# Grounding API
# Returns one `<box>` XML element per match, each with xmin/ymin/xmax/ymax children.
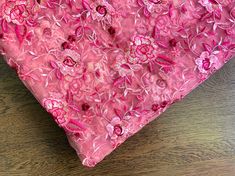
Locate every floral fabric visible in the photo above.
<box><xmin>0</xmin><ymin>0</ymin><xmax>234</xmax><ymax>167</ymax></box>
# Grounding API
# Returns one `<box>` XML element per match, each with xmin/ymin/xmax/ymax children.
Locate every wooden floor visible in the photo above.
<box><xmin>0</xmin><ymin>57</ymin><xmax>235</xmax><ymax>176</ymax></box>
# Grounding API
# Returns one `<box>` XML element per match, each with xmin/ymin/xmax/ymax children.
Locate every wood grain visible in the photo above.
<box><xmin>0</xmin><ymin>56</ymin><xmax>235</xmax><ymax>176</ymax></box>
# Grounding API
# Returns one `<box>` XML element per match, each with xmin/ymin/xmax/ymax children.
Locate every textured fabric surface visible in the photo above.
<box><xmin>0</xmin><ymin>0</ymin><xmax>234</xmax><ymax>167</ymax></box>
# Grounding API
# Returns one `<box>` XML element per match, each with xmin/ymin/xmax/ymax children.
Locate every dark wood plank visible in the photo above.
<box><xmin>0</xmin><ymin>56</ymin><xmax>235</xmax><ymax>176</ymax></box>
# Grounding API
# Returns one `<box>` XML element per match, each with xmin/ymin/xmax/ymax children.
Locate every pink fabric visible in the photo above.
<box><xmin>0</xmin><ymin>0</ymin><xmax>234</xmax><ymax>167</ymax></box>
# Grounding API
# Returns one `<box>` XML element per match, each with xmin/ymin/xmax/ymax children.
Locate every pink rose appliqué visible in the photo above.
<box><xmin>129</xmin><ymin>35</ymin><xmax>157</xmax><ymax>64</ymax></box>
<box><xmin>195</xmin><ymin>51</ymin><xmax>218</xmax><ymax>74</ymax></box>
<box><xmin>106</xmin><ymin>117</ymin><xmax>125</xmax><ymax>140</ymax></box>
<box><xmin>1</xmin><ymin>0</ymin><xmax>33</xmax><ymax>25</ymax></box>
<box><xmin>82</xmin><ymin>0</ymin><xmax>115</xmax><ymax>24</ymax></box>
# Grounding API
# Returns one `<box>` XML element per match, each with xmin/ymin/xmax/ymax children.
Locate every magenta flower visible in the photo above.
<box><xmin>195</xmin><ymin>51</ymin><xmax>218</xmax><ymax>74</ymax></box>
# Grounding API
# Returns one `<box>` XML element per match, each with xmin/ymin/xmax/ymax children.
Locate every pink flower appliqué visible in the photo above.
<box><xmin>129</xmin><ymin>35</ymin><xmax>157</xmax><ymax>64</ymax></box>
<box><xmin>43</xmin><ymin>98</ymin><xmax>67</xmax><ymax>125</ymax></box>
<box><xmin>137</xmin><ymin>0</ymin><xmax>168</xmax><ymax>17</ymax></box>
<box><xmin>106</xmin><ymin>117</ymin><xmax>125</xmax><ymax>140</ymax></box>
<box><xmin>50</xmin><ymin>49</ymin><xmax>82</xmax><ymax>78</ymax></box>
<box><xmin>112</xmin><ymin>53</ymin><xmax>142</xmax><ymax>77</ymax></box>
<box><xmin>198</xmin><ymin>0</ymin><xmax>222</xmax><ymax>13</ymax></box>
<box><xmin>83</xmin><ymin>0</ymin><xmax>115</xmax><ymax>24</ymax></box>
<box><xmin>1</xmin><ymin>0</ymin><xmax>32</xmax><ymax>25</ymax></box>
<box><xmin>195</xmin><ymin>51</ymin><xmax>218</xmax><ymax>74</ymax></box>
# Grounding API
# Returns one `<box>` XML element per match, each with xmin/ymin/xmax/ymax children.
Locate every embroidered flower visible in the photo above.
<box><xmin>198</xmin><ymin>0</ymin><xmax>222</xmax><ymax>13</ymax></box>
<box><xmin>50</xmin><ymin>49</ymin><xmax>82</xmax><ymax>77</ymax></box>
<box><xmin>1</xmin><ymin>0</ymin><xmax>33</xmax><ymax>25</ymax></box>
<box><xmin>43</xmin><ymin>98</ymin><xmax>67</xmax><ymax>125</ymax></box>
<box><xmin>83</xmin><ymin>0</ymin><xmax>115</xmax><ymax>24</ymax></box>
<box><xmin>111</xmin><ymin>52</ymin><xmax>142</xmax><ymax>77</ymax></box>
<box><xmin>106</xmin><ymin>117</ymin><xmax>124</xmax><ymax>140</ymax></box>
<box><xmin>155</xmin><ymin>15</ymin><xmax>171</xmax><ymax>34</ymax></box>
<box><xmin>195</xmin><ymin>51</ymin><xmax>218</xmax><ymax>74</ymax></box>
<box><xmin>137</xmin><ymin>0</ymin><xmax>168</xmax><ymax>17</ymax></box>
<box><xmin>69</xmin><ymin>78</ymin><xmax>82</xmax><ymax>94</ymax></box>
<box><xmin>129</xmin><ymin>35</ymin><xmax>157</xmax><ymax>64</ymax></box>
